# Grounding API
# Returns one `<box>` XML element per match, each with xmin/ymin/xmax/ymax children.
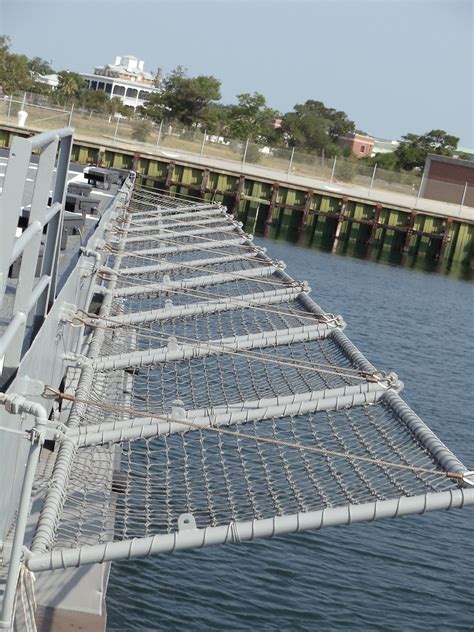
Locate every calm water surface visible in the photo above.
<box><xmin>107</xmin><ymin>241</ymin><xmax>473</xmax><ymax>631</ymax></box>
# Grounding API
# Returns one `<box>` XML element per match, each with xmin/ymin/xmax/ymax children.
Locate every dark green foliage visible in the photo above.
<box><xmin>28</xmin><ymin>56</ymin><xmax>54</xmax><ymax>76</ymax></box>
<box><xmin>225</xmin><ymin>92</ymin><xmax>279</xmax><ymax>143</ymax></box>
<box><xmin>144</xmin><ymin>66</ymin><xmax>221</xmax><ymax>127</ymax></box>
<box><xmin>282</xmin><ymin>100</ymin><xmax>355</xmax><ymax>157</ymax></box>
<box><xmin>0</xmin><ymin>35</ymin><xmax>463</xmax><ymax>178</ymax></box>
<box><xmin>337</xmin><ymin>157</ymin><xmax>356</xmax><ymax>182</ymax></box>
<box><xmin>109</xmin><ymin>97</ymin><xmax>133</xmax><ymax>117</ymax></box>
<box><xmin>244</xmin><ymin>143</ymin><xmax>262</xmax><ymax>164</ymax></box>
<box><xmin>0</xmin><ymin>35</ymin><xmax>32</xmax><ymax>94</ymax></box>
<box><xmin>366</xmin><ymin>151</ymin><xmax>399</xmax><ymax>171</ymax></box>
<box><xmin>394</xmin><ymin>130</ymin><xmax>459</xmax><ymax>170</ymax></box>
<box><xmin>53</xmin><ymin>71</ymin><xmax>87</xmax><ymax>105</ymax></box>
<box><xmin>82</xmin><ymin>90</ymin><xmax>111</xmax><ymax>112</ymax></box>
<box><xmin>131</xmin><ymin>119</ymin><xmax>152</xmax><ymax>142</ymax></box>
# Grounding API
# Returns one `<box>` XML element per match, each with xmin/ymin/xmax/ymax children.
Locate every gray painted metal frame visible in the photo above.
<box><xmin>22</xmin><ymin>187</ymin><xmax>474</xmax><ymax>579</ymax></box>
<box><xmin>1</xmin><ymin>175</ymin><xmax>473</xmax><ymax>630</ymax></box>
<box><xmin>25</xmin><ymin>487</ymin><xmax>474</xmax><ymax>572</ymax></box>
<box><xmin>0</xmin><ymin>128</ymin><xmax>73</xmax><ymax>374</ymax></box>
<box><xmin>0</xmin><ymin>130</ymin><xmax>136</xmax><ymax>627</ymax></box>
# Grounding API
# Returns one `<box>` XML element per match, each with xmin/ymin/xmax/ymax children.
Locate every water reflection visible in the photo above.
<box><xmin>250</xmin><ymin>223</ymin><xmax>473</xmax><ymax>282</ymax></box>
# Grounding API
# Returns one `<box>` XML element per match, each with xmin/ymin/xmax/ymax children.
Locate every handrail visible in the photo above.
<box><xmin>0</xmin><ymin>127</ymin><xmax>74</xmax><ymax>376</ymax></box>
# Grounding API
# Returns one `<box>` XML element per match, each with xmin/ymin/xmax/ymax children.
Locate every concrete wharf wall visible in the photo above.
<box><xmin>0</xmin><ymin>125</ymin><xmax>472</xmax><ymax>267</ymax></box>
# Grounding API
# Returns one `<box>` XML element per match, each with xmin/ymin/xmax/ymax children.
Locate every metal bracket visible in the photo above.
<box><xmin>15</xmin><ymin>376</ymin><xmax>45</xmax><ymax>398</ymax></box>
<box><xmin>59</xmin><ymin>302</ymin><xmax>78</xmax><ymax>323</ymax></box>
<box><xmin>178</xmin><ymin>513</ymin><xmax>197</xmax><ymax>531</ymax></box>
<box><xmin>62</xmin><ymin>352</ymin><xmax>92</xmax><ymax>366</ymax></box>
<box><xmin>80</xmin><ymin>247</ymin><xmax>102</xmax><ymax>266</ymax></box>
<box><xmin>171</xmin><ymin>399</ymin><xmax>186</xmax><ymax>420</ymax></box>
<box><xmin>79</xmin><ymin>260</ymin><xmax>95</xmax><ymax>279</ymax></box>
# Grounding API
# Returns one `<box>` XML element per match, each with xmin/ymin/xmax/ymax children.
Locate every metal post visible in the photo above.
<box><xmin>287</xmin><ymin>147</ymin><xmax>295</xmax><ymax>178</ymax></box>
<box><xmin>6</xmin><ymin>137</ymin><xmax>58</xmax><ymax>367</ymax></box>
<box><xmin>39</xmin><ymin>133</ymin><xmax>73</xmax><ymax>307</ymax></box>
<box><xmin>200</xmin><ymin>130</ymin><xmax>207</xmax><ymax>159</ymax></box>
<box><xmin>252</xmin><ymin>204</ymin><xmax>261</xmax><ymax>235</ymax></box>
<box><xmin>368</xmin><ymin>164</ymin><xmax>377</xmax><ymax>197</ymax></box>
<box><xmin>460</xmin><ymin>181</ymin><xmax>468</xmax><ymax>212</ymax></box>
<box><xmin>330</xmin><ymin>156</ymin><xmax>337</xmax><ymax>184</ymax></box>
<box><xmin>242</xmin><ymin>138</ymin><xmax>249</xmax><ymax>167</ymax></box>
<box><xmin>0</xmin><ymin>400</ymin><xmax>47</xmax><ymax>630</ymax></box>
<box><xmin>415</xmin><ymin>172</ymin><xmax>425</xmax><ymax>209</ymax></box>
<box><xmin>68</xmin><ymin>103</ymin><xmax>74</xmax><ymax>127</ymax></box>
<box><xmin>155</xmin><ymin>120</ymin><xmax>163</xmax><ymax>151</ymax></box>
<box><xmin>7</xmin><ymin>96</ymin><xmax>12</xmax><ymax>119</ymax></box>
<box><xmin>113</xmin><ymin>116</ymin><xmax>120</xmax><ymax>143</ymax></box>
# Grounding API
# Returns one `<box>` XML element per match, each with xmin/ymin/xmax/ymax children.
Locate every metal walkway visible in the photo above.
<box><xmin>0</xmin><ymin>130</ymin><xmax>473</xmax><ymax>629</ymax></box>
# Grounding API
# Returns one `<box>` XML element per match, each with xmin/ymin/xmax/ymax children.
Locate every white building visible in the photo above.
<box><xmin>371</xmin><ymin>137</ymin><xmax>400</xmax><ymax>157</ymax></box>
<box><xmin>81</xmin><ymin>55</ymin><xmax>161</xmax><ymax>109</ymax></box>
<box><xmin>33</xmin><ymin>73</ymin><xmax>59</xmax><ymax>88</ymax></box>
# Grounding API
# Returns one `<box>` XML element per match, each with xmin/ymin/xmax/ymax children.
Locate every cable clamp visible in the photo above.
<box><xmin>319</xmin><ymin>313</ymin><xmax>344</xmax><ymax>327</ymax></box>
<box><xmin>167</xmin><ymin>336</ymin><xmax>178</xmax><ymax>351</ymax></box>
<box><xmin>461</xmin><ymin>471</ymin><xmax>474</xmax><ymax>486</ymax></box>
<box><xmin>27</xmin><ymin>426</ymin><xmax>43</xmax><ymax>444</ymax></box>
<box><xmin>61</xmin><ymin>352</ymin><xmax>92</xmax><ymax>367</ymax></box>
<box><xmin>367</xmin><ymin>371</ymin><xmax>401</xmax><ymax>390</ymax></box>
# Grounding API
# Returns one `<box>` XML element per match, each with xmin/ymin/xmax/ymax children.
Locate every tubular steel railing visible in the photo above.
<box><xmin>0</xmin><ymin>128</ymin><xmax>136</xmax><ymax>630</ymax></box>
<box><xmin>0</xmin><ymin>128</ymin><xmax>73</xmax><ymax>376</ymax></box>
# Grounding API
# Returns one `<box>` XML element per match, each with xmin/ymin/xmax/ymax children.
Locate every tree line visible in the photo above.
<box><xmin>0</xmin><ymin>35</ymin><xmax>461</xmax><ymax>171</ymax></box>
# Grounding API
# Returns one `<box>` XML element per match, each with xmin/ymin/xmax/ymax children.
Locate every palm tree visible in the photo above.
<box><xmin>55</xmin><ymin>71</ymin><xmax>85</xmax><ymax>105</ymax></box>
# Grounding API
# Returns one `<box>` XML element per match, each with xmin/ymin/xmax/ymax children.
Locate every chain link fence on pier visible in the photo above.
<box><xmin>0</xmin><ymin>94</ymin><xmax>472</xmax><ymax>212</ymax></box>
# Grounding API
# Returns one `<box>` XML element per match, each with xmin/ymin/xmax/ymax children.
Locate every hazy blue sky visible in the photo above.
<box><xmin>2</xmin><ymin>0</ymin><xmax>473</xmax><ymax>145</ymax></box>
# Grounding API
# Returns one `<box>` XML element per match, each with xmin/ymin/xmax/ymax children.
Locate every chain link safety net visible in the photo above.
<box><xmin>27</xmin><ymin>187</ymin><xmax>474</xmax><ymax>572</ymax></box>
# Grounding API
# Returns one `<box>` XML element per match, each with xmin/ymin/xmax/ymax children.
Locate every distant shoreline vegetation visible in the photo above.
<box><xmin>0</xmin><ymin>35</ymin><xmax>463</xmax><ymax>173</ymax></box>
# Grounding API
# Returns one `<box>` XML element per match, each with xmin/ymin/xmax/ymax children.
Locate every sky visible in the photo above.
<box><xmin>1</xmin><ymin>0</ymin><xmax>473</xmax><ymax>146</ymax></box>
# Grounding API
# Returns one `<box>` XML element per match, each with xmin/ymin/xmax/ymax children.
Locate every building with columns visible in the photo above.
<box><xmin>81</xmin><ymin>55</ymin><xmax>161</xmax><ymax>109</ymax></box>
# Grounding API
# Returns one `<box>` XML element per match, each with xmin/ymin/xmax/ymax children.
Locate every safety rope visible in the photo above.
<box><xmin>122</xmin><ymin>220</ymin><xmax>239</xmax><ymax>238</ymax></box>
<box><xmin>71</xmin><ymin>308</ymin><xmax>369</xmax><ymax>382</ymax></box>
<box><xmin>41</xmin><ymin>385</ymin><xmax>470</xmax><ymax>485</ymax></box>
<box><xmin>94</xmin><ymin>271</ymin><xmax>335</xmax><ymax>330</ymax></box>
<box><xmin>11</xmin><ymin>565</ymin><xmax>37</xmax><ymax>632</ymax></box>
<box><xmin>104</xmin><ymin>229</ymin><xmax>261</xmax><ymax>260</ymax></box>
<box><xmin>101</xmin><ymin>243</ymin><xmax>290</xmax><ymax>289</ymax></box>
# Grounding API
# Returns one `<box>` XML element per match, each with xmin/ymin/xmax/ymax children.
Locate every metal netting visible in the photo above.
<box><xmin>107</xmin><ymin>242</ymin><xmax>259</xmax><ymax>270</ymax></box>
<box><xmin>112</xmin><ymin>256</ymin><xmax>274</xmax><ymax>287</ymax></box>
<box><xmin>109</xmin><ymin>299</ymin><xmax>323</xmax><ymax>342</ymax></box>
<box><xmin>124</xmin><ymin>338</ymin><xmax>357</xmax><ymax>411</ymax></box>
<box><xmin>110</xmin><ymin>276</ymin><xmax>296</xmax><ymax>309</ymax></box>
<box><xmin>52</xmin><ymin>400</ymin><xmax>458</xmax><ymax>549</ymax></box>
<box><xmin>25</xmin><ymin>187</ymin><xmax>472</xmax><ymax>572</ymax></box>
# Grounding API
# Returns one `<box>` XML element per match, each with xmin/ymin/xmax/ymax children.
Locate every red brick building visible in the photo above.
<box><xmin>338</xmin><ymin>133</ymin><xmax>375</xmax><ymax>158</ymax></box>
<box><xmin>421</xmin><ymin>154</ymin><xmax>474</xmax><ymax>207</ymax></box>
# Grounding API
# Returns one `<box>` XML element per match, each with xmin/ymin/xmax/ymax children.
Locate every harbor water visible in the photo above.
<box><xmin>106</xmin><ymin>238</ymin><xmax>473</xmax><ymax>631</ymax></box>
